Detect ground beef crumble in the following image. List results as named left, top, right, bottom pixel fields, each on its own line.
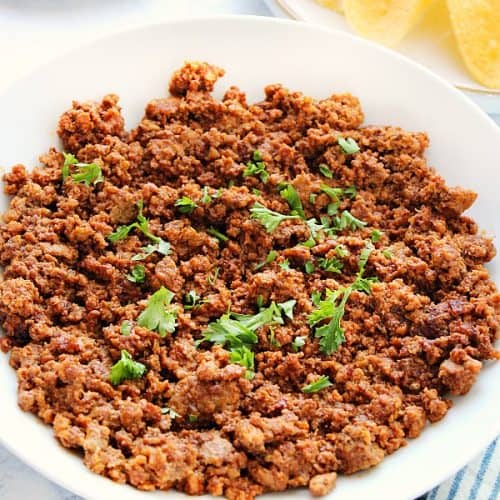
left=0, top=62, right=498, bottom=499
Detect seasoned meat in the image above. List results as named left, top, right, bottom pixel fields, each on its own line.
left=0, top=61, right=498, bottom=499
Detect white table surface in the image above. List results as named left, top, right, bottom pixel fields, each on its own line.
left=0, top=1, right=498, bottom=499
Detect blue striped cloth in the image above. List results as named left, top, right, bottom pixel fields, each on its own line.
left=423, top=438, right=499, bottom=500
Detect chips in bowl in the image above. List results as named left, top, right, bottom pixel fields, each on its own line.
left=317, top=0, right=500, bottom=89
left=447, top=0, right=500, bottom=89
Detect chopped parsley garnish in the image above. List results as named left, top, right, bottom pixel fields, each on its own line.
left=344, top=185, right=357, bottom=199
left=161, top=407, right=180, bottom=419
left=230, top=346, right=255, bottom=379
left=321, top=184, right=344, bottom=202
left=109, top=350, right=146, bottom=386
left=337, top=136, right=360, bottom=155
left=188, top=415, right=198, bottom=423
left=279, top=299, right=296, bottom=320
left=137, top=286, right=177, bottom=337
left=256, top=295, right=265, bottom=309
left=175, top=196, right=197, bottom=214
left=131, top=239, right=171, bottom=261
left=108, top=200, right=164, bottom=244
left=252, top=188, right=262, bottom=196
left=309, top=193, right=317, bottom=204
left=302, top=375, right=333, bottom=393
left=253, top=150, right=263, bottom=161
left=327, top=202, right=340, bottom=216
left=308, top=243, right=377, bottom=355
left=320, top=184, right=357, bottom=204
left=308, top=287, right=351, bottom=355
left=371, top=229, right=383, bottom=242
left=120, top=320, right=132, bottom=336
left=250, top=202, right=300, bottom=233
left=243, top=150, right=269, bottom=183
left=318, top=164, right=333, bottom=179
left=279, top=259, right=291, bottom=271
left=337, top=210, right=366, bottom=231
left=279, top=184, right=305, bottom=218
left=382, top=248, right=393, bottom=259
left=292, top=335, right=306, bottom=352
left=304, top=261, right=315, bottom=274
left=207, top=226, right=228, bottom=243
left=207, top=266, right=220, bottom=285
left=311, top=290, right=322, bottom=306
left=198, top=300, right=294, bottom=378
left=184, top=290, right=205, bottom=310
left=61, top=152, right=77, bottom=181
left=127, top=264, right=146, bottom=283
left=318, top=257, right=343, bottom=274
left=254, top=250, right=279, bottom=270
left=62, top=152, right=103, bottom=186
left=201, top=186, right=212, bottom=204
left=336, top=245, right=349, bottom=258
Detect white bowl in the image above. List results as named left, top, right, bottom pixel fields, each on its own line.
left=0, top=16, right=498, bottom=500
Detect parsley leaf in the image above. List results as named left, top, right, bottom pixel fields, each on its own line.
left=309, top=193, right=317, bottom=204
left=229, top=346, right=255, bottom=379
left=305, top=261, right=315, bottom=274
left=71, top=163, right=103, bottom=186
left=254, top=250, right=279, bottom=270
left=207, top=266, right=220, bottom=285
left=337, top=210, right=366, bottom=231
left=371, top=229, right=383, bottom=242
left=161, top=407, right=180, bottom=419
left=108, top=201, right=165, bottom=245
left=207, top=227, right=228, bottom=243
left=292, top=335, right=306, bottom=352
left=318, top=257, right=343, bottom=273
left=175, top=196, right=197, bottom=214
left=62, top=152, right=77, bottom=181
left=131, top=239, right=171, bottom=261
left=382, top=248, right=393, bottom=259
left=308, top=287, right=351, bottom=355
left=250, top=202, right=301, bottom=233
left=62, top=152, right=103, bottom=186
left=108, top=224, right=135, bottom=243
left=199, top=300, right=294, bottom=375
left=137, top=287, right=177, bottom=337
left=127, top=264, right=146, bottom=283
left=109, top=350, right=146, bottom=386
left=318, top=164, right=333, bottom=179
left=311, top=290, right=322, bottom=306
left=336, top=245, right=349, bottom=258
left=321, top=184, right=344, bottom=202
left=120, top=320, right=132, bottom=336
left=302, top=375, right=333, bottom=393
left=279, top=184, right=305, bottom=218
left=184, top=290, right=206, bottom=310
left=308, top=242, right=378, bottom=355
left=243, top=150, right=269, bottom=183
left=338, top=136, right=360, bottom=155
left=278, top=299, right=296, bottom=320
left=279, top=259, right=291, bottom=271
left=344, top=185, right=357, bottom=199
left=197, top=313, right=258, bottom=349
left=200, top=186, right=212, bottom=204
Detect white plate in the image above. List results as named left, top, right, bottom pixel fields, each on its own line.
left=265, top=0, right=500, bottom=95
left=0, top=16, right=499, bottom=500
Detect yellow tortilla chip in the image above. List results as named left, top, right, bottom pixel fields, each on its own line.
left=315, top=0, right=344, bottom=13
left=447, top=0, right=500, bottom=89
left=343, top=0, right=434, bottom=46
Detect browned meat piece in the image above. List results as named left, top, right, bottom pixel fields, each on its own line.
left=57, top=94, right=125, bottom=153
left=309, top=472, right=337, bottom=497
